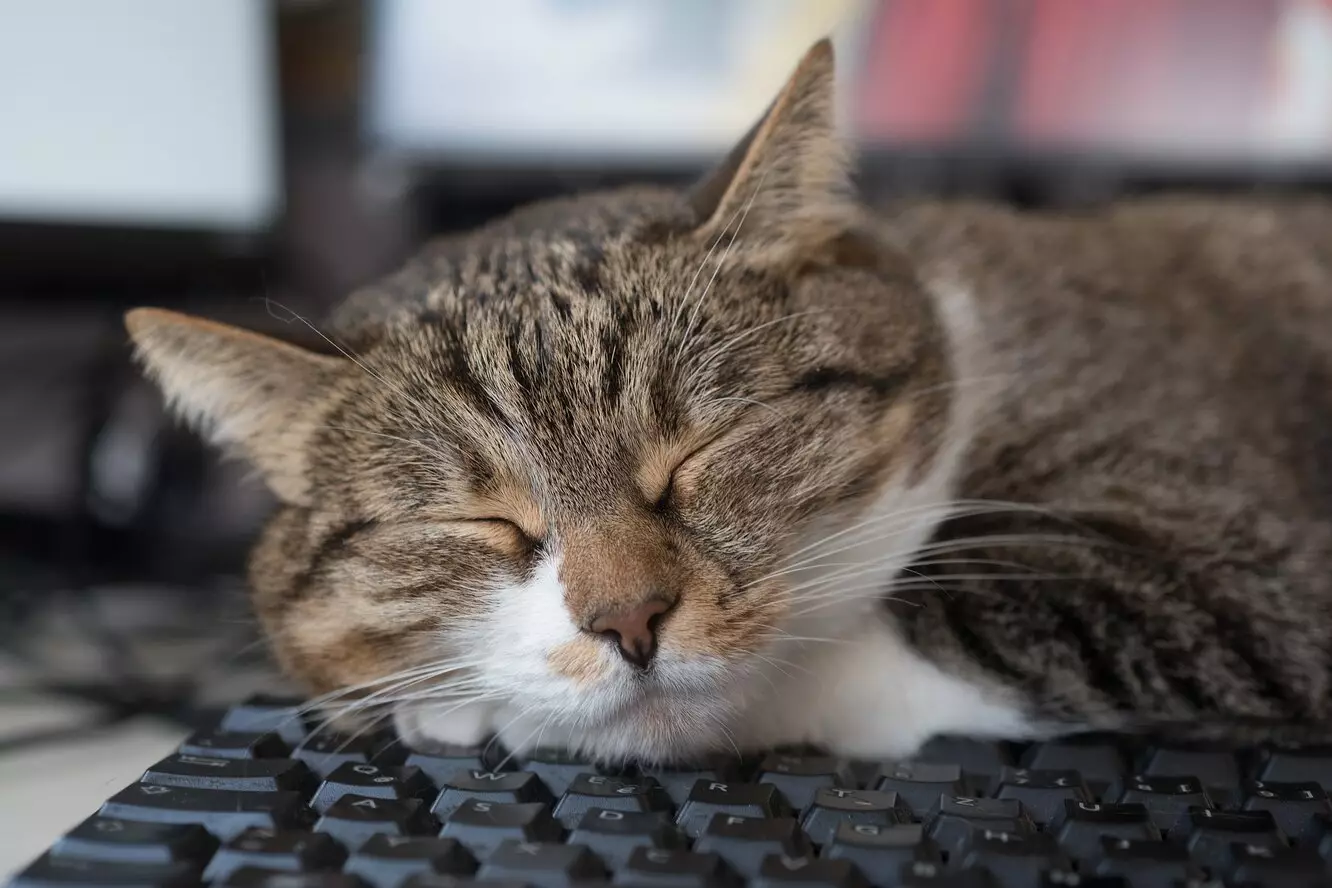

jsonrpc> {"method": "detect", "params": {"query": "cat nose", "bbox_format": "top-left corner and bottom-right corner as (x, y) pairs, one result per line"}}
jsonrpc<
(588, 597), (674, 670)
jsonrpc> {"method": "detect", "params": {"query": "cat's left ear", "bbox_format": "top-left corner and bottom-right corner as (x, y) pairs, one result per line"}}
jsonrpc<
(687, 38), (855, 254)
(125, 308), (347, 506)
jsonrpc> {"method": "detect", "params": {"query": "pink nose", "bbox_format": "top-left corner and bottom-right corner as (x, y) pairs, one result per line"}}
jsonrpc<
(588, 598), (674, 669)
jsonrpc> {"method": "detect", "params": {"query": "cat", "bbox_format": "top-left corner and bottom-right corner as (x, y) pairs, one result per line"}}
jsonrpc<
(127, 40), (1332, 763)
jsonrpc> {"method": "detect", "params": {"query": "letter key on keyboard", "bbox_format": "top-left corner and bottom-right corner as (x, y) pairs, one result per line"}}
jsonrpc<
(873, 762), (972, 817)
(551, 773), (672, 827)
(431, 769), (552, 819)
(1049, 800), (1159, 860)
(675, 780), (789, 838)
(310, 762), (430, 813)
(800, 788), (911, 846)
(756, 754), (855, 812)
(567, 809), (688, 871)
(314, 795), (436, 849)
(693, 815), (813, 878)
(344, 835), (477, 886)
(438, 799), (563, 859)
(476, 840), (607, 887)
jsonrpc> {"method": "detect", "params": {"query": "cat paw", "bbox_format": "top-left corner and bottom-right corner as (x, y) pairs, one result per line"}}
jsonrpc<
(394, 701), (496, 749)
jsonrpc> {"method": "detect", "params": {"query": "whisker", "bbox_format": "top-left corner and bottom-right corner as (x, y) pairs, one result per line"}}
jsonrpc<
(677, 165), (772, 365)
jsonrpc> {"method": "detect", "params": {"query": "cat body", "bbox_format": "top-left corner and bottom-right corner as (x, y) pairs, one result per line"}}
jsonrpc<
(128, 42), (1332, 762)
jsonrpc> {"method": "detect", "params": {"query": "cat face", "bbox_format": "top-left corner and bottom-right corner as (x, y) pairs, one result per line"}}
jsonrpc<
(128, 42), (961, 761)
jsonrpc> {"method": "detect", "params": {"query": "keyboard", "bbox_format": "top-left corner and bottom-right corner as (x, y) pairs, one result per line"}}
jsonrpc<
(12, 695), (1332, 887)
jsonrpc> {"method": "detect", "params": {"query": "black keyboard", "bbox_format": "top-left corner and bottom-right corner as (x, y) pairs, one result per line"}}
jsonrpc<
(12, 696), (1332, 887)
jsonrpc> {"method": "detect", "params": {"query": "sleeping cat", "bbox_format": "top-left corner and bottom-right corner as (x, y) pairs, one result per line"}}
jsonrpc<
(127, 40), (1332, 762)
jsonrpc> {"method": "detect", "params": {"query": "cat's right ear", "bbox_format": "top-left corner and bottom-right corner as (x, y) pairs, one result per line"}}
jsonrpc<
(686, 39), (855, 257)
(125, 308), (346, 506)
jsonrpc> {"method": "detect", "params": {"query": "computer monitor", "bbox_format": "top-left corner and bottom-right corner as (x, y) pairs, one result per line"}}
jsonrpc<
(0, 0), (279, 233)
(366, 0), (868, 165)
(368, 0), (1332, 179)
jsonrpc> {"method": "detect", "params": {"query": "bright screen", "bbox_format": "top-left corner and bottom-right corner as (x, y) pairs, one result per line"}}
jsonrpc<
(0, 0), (279, 231)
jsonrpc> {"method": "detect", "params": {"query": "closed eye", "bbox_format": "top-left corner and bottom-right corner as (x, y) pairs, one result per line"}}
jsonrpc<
(460, 517), (545, 551)
(644, 420), (760, 513)
(652, 444), (712, 512)
(653, 472), (678, 512)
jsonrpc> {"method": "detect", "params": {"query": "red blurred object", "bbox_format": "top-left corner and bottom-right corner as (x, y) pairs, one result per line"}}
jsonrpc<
(856, 0), (991, 143)
(854, 0), (1330, 162)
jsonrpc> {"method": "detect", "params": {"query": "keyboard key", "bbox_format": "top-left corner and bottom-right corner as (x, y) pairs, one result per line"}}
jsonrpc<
(551, 773), (672, 828)
(676, 780), (790, 838)
(926, 796), (1033, 857)
(404, 742), (496, 787)
(142, 754), (314, 794)
(431, 769), (552, 819)
(1049, 800), (1159, 860)
(752, 854), (868, 888)
(1301, 812), (1332, 859)
(10, 854), (200, 887)
(644, 758), (743, 808)
(1243, 780), (1332, 838)
(520, 748), (603, 796)
(345, 834), (476, 886)
(1092, 838), (1201, 888)
(1040, 874), (1128, 888)
(612, 846), (735, 886)
(1020, 737), (1125, 798)
(202, 828), (347, 882)
(1228, 846), (1326, 888)
(873, 762), (971, 817)
(221, 695), (311, 745)
(1139, 746), (1241, 806)
(439, 799), (563, 859)
(993, 768), (1092, 826)
(314, 795), (435, 849)
(218, 870), (372, 887)
(293, 733), (400, 779)
(311, 763), (430, 813)
(179, 729), (289, 760)
(476, 840), (606, 887)
(914, 737), (1014, 793)
(824, 822), (940, 878)
(100, 784), (312, 841)
(52, 816), (218, 865)
(693, 815), (812, 878)
(1258, 744), (1332, 789)
(894, 860), (991, 887)
(401, 879), (525, 888)
(568, 809), (688, 871)
(958, 831), (1069, 888)
(800, 789), (911, 846)
(757, 754), (855, 812)
(1173, 807), (1286, 871)
(1117, 775), (1213, 831)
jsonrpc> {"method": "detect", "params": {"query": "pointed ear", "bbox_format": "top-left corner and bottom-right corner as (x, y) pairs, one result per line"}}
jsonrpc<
(687, 39), (855, 252)
(126, 308), (346, 505)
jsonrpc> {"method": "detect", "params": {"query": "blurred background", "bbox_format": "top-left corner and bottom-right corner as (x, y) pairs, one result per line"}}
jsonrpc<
(0, 0), (1330, 870)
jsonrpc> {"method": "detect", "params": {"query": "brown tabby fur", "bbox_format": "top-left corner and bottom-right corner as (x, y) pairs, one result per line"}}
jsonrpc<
(128, 40), (1332, 750)
(893, 197), (1332, 740)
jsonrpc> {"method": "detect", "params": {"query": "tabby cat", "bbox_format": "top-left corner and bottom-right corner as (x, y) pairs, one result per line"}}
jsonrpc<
(128, 41), (1332, 762)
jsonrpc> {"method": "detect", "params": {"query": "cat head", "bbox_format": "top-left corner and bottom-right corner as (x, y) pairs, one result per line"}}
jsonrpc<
(128, 41), (962, 761)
